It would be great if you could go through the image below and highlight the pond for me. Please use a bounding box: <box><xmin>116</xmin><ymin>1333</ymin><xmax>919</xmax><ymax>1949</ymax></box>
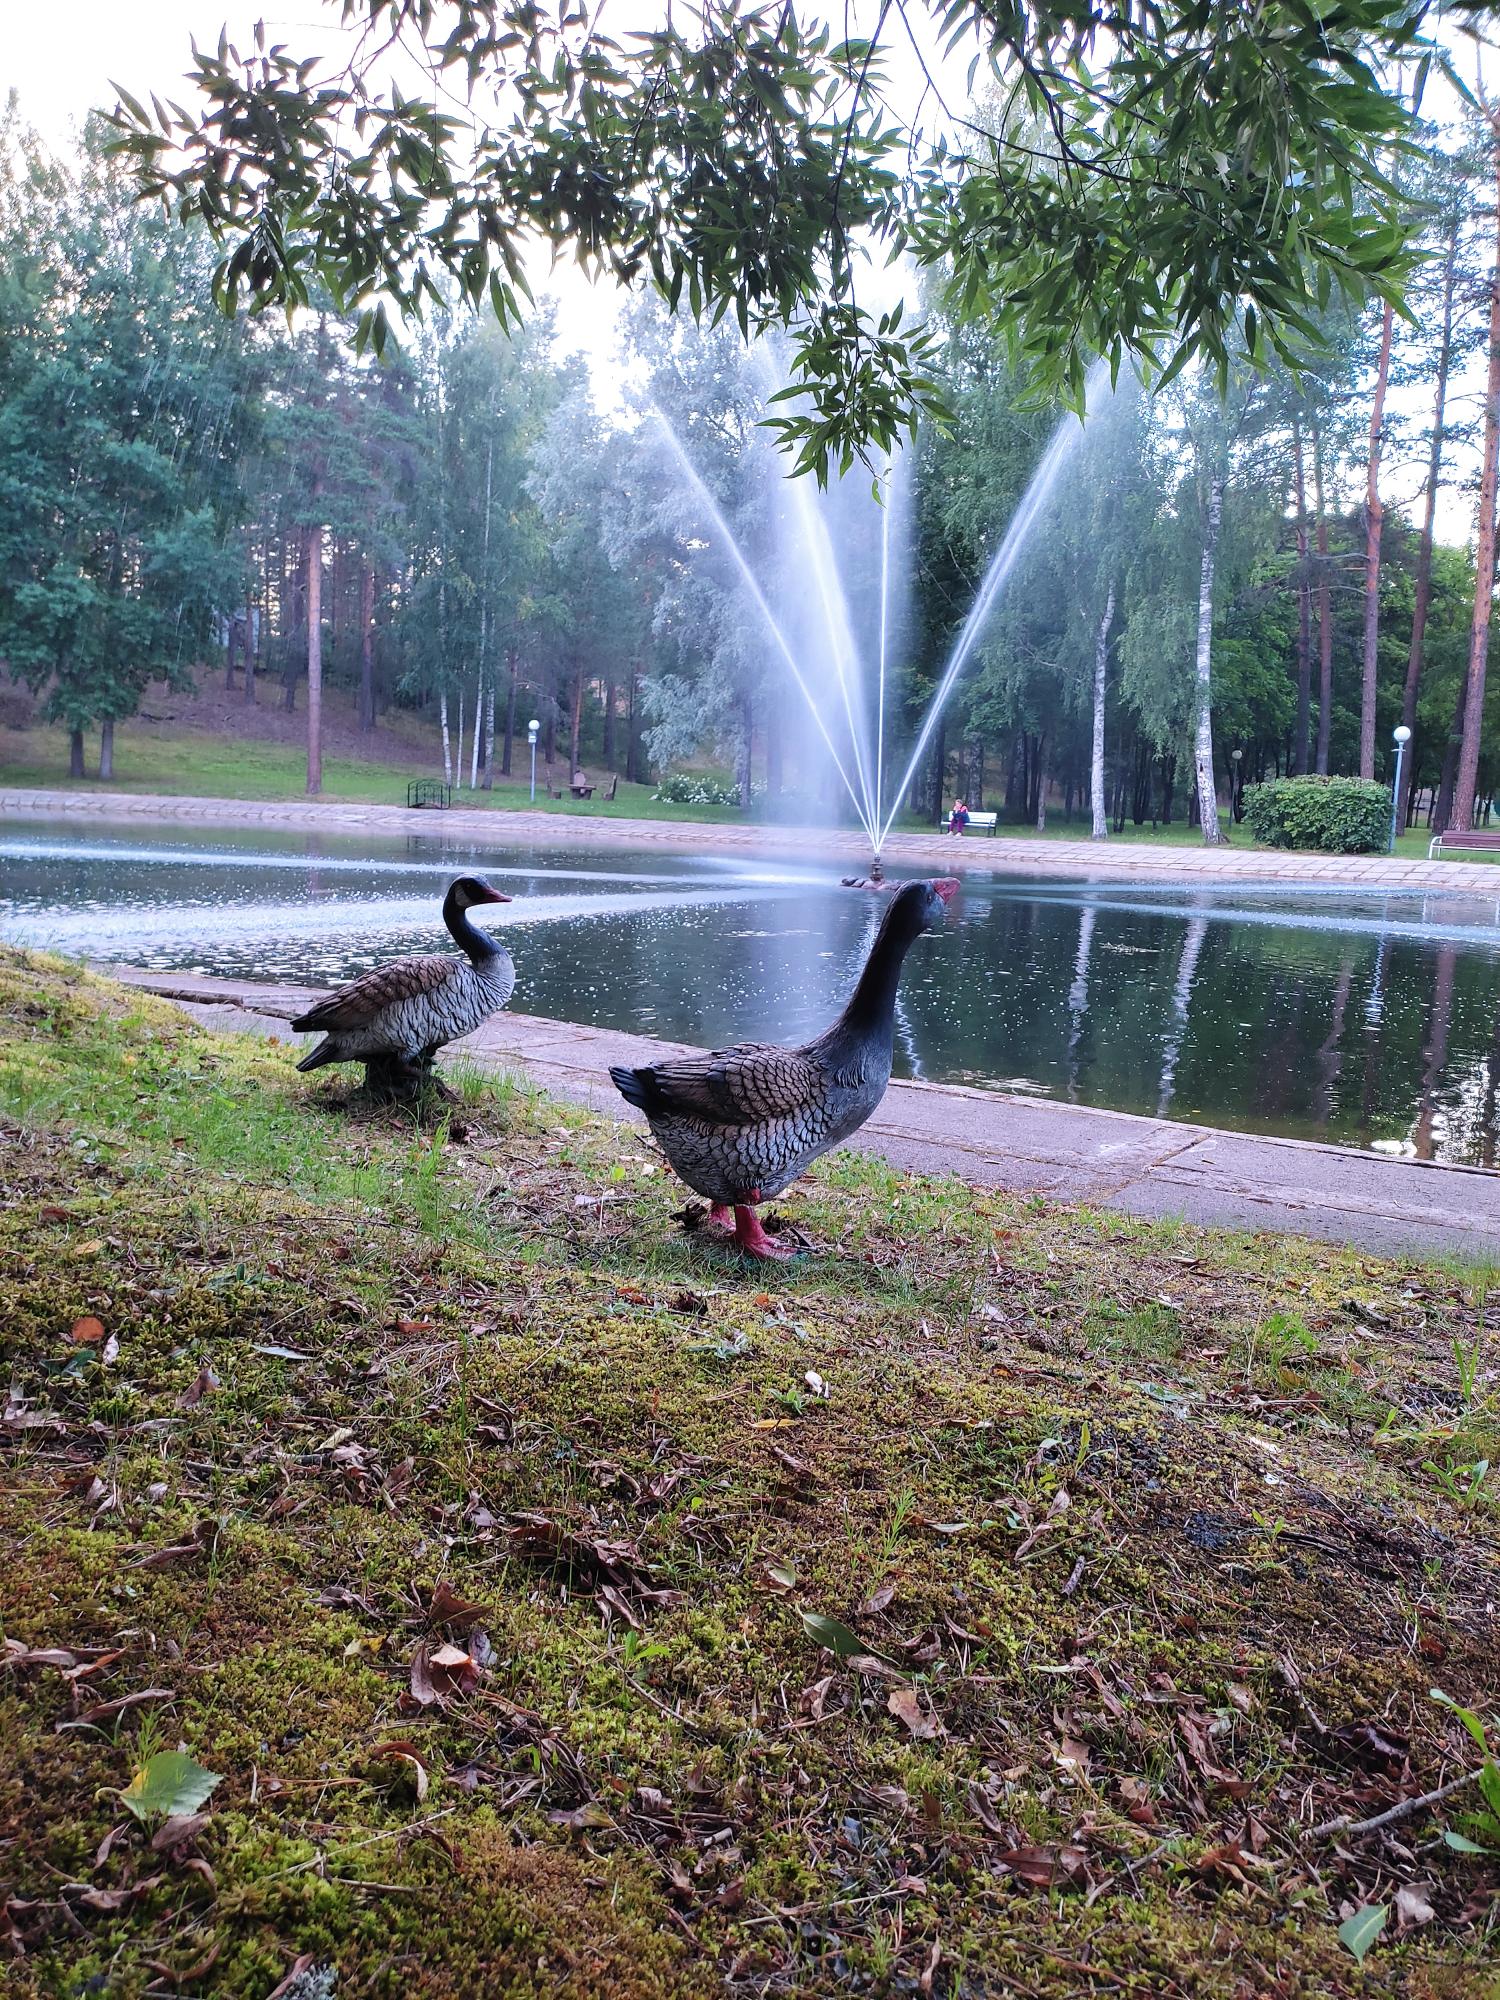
<box><xmin>3</xmin><ymin>816</ymin><xmax>1499</xmax><ymax>1166</ymax></box>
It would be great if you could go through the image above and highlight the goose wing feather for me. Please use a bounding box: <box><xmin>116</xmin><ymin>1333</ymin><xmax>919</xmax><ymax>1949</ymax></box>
<box><xmin>291</xmin><ymin>954</ymin><xmax>462</xmax><ymax>1033</ymax></box>
<box><xmin>635</xmin><ymin>1043</ymin><xmax>828</xmax><ymax>1125</ymax></box>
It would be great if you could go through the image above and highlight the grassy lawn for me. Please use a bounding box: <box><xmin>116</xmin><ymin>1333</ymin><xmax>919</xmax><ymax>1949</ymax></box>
<box><xmin>7</xmin><ymin>715</ymin><xmax>1494</xmax><ymax>862</ymax></box>
<box><xmin>1</xmin><ymin>948</ymin><xmax>1497</xmax><ymax>1997</ymax></box>
<box><xmin>0</xmin><ymin>725</ymin><xmax>749</xmax><ymax>828</ymax></box>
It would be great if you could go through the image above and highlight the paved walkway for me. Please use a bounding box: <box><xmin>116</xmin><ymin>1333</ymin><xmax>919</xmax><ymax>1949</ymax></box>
<box><xmin>108</xmin><ymin>967</ymin><xmax>1500</xmax><ymax>1265</ymax></box>
<box><xmin>8</xmin><ymin>784</ymin><xmax>1500</xmax><ymax>891</ymax></box>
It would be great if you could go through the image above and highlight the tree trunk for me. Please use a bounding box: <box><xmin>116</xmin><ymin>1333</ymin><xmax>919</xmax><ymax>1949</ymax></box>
<box><xmin>927</xmin><ymin>717</ymin><xmax>946</xmax><ymax>823</ymax></box>
<box><xmin>602</xmin><ymin>673</ymin><xmax>617</xmax><ymax>769</ymax></box>
<box><xmin>244</xmin><ymin>594</ymin><xmax>258</xmax><ymax>706</ymax></box>
<box><xmin>1433</xmin><ymin>668</ymin><xmax>1468</xmax><ymax>835</ymax></box>
<box><xmin>735</xmin><ymin>694</ymin><xmax>753</xmax><ymax>807</ymax></box>
<box><xmin>358</xmin><ymin>562</ymin><xmax>376</xmax><ymax>731</ymax></box>
<box><xmin>1292</xmin><ymin>417</ymin><xmax>1313</xmax><ymax>774</ymax></box>
<box><xmin>1312</xmin><ymin>415</ymin><xmax>1333</xmax><ymax>775</ymax></box>
<box><xmin>482</xmin><ymin>682</ymin><xmax>496</xmax><ymax>791</ymax></box>
<box><xmin>1034</xmin><ymin>735</ymin><xmax>1048</xmax><ymax>832</ymax></box>
<box><xmin>99</xmin><ymin>719</ymin><xmax>114</xmax><ymax>781</ymax></box>
<box><xmin>1194</xmin><ymin>473</ymin><xmax>1226</xmax><ymax>844</ymax></box>
<box><xmin>765</xmin><ymin>698</ymin><xmax>783</xmax><ymax>797</ymax></box>
<box><xmin>1090</xmin><ymin>580</ymin><xmax>1115</xmax><ymax>838</ymax></box>
<box><xmin>569</xmin><ymin>663</ymin><xmax>585</xmax><ymax>773</ymax></box>
<box><xmin>1358</xmin><ymin>303</ymin><xmax>1395</xmax><ymax>779</ymax></box>
<box><xmin>440</xmin><ymin>690</ymin><xmax>452</xmax><ymax>786</ymax></box>
<box><xmin>224</xmin><ymin>614</ymin><xmax>237</xmax><ymax>692</ymax></box>
<box><xmin>1398</xmin><ymin>222</ymin><xmax>1460</xmax><ymax>832</ymax></box>
<box><xmin>455</xmin><ymin>688</ymin><xmax>466</xmax><ymax>792</ymax></box>
<box><xmin>502</xmin><ymin>652</ymin><xmax>518</xmax><ymax>777</ymax></box>
<box><xmin>305</xmin><ymin>520</ymin><xmax>323</xmax><ymax>796</ymax></box>
<box><xmin>470</xmin><ymin>679</ymin><xmax>482</xmax><ymax>788</ymax></box>
<box><xmin>68</xmin><ymin>727</ymin><xmax>85</xmax><ymax>778</ymax></box>
<box><xmin>626</xmin><ymin>667</ymin><xmax>643</xmax><ymax>785</ymax></box>
<box><xmin>1454</xmin><ymin>145</ymin><xmax>1500</xmax><ymax>834</ymax></box>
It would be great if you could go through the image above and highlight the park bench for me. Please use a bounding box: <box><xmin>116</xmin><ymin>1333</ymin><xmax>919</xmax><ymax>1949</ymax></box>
<box><xmin>570</xmin><ymin>772</ymin><xmax>595</xmax><ymax>800</ymax></box>
<box><xmin>935</xmin><ymin>809</ymin><xmax>999</xmax><ymax>835</ymax></box>
<box><xmin>1428</xmin><ymin>829</ymin><xmax>1500</xmax><ymax>859</ymax></box>
<box><xmin>407</xmin><ymin>780</ymin><xmax>452</xmax><ymax>809</ymax></box>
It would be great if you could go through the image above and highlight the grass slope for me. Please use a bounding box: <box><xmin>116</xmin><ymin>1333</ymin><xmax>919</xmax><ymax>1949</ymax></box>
<box><xmin>1</xmin><ymin>950</ymin><xmax>1497</xmax><ymax>1998</ymax></box>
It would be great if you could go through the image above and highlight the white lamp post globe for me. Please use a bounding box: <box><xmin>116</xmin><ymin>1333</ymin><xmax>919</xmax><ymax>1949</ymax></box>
<box><xmin>1393</xmin><ymin>724</ymin><xmax>1412</xmax><ymax>745</ymax></box>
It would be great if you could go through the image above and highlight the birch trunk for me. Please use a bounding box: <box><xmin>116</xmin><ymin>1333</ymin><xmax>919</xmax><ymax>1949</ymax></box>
<box><xmin>1398</xmin><ymin>219</ymin><xmax>1459</xmax><ymax>831</ymax></box>
<box><xmin>1090</xmin><ymin>581</ymin><xmax>1115</xmax><ymax>839</ymax></box>
<box><xmin>99</xmin><ymin>720</ymin><xmax>114</xmax><ymax>781</ymax></box>
<box><xmin>440</xmin><ymin>691</ymin><xmax>452</xmax><ymax>786</ymax></box>
<box><xmin>1193</xmin><ymin>474</ymin><xmax>1226</xmax><ymax>844</ymax></box>
<box><xmin>482</xmin><ymin>682</ymin><xmax>496</xmax><ymax>790</ymax></box>
<box><xmin>1453</xmin><ymin>141</ymin><xmax>1500</xmax><ymax>834</ymax></box>
<box><xmin>470</xmin><ymin>679</ymin><xmax>482</xmax><ymax>789</ymax></box>
<box><xmin>358</xmin><ymin>562</ymin><xmax>375</xmax><ymax>731</ymax></box>
<box><xmin>1292</xmin><ymin>417</ymin><xmax>1313</xmax><ymax>774</ymax></box>
<box><xmin>1358</xmin><ymin>303</ymin><xmax>1395</xmax><ymax>778</ymax></box>
<box><xmin>305</xmin><ymin>520</ymin><xmax>323</xmax><ymax>797</ymax></box>
<box><xmin>454</xmin><ymin>689</ymin><xmax>466</xmax><ymax>793</ymax></box>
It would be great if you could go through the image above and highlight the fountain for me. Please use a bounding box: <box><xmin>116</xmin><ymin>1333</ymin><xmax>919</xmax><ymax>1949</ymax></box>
<box><xmin>652</xmin><ymin>357</ymin><xmax>1109</xmax><ymax>864</ymax></box>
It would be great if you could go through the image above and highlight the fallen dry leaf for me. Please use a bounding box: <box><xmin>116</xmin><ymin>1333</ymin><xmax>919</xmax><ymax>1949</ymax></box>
<box><xmin>180</xmin><ymin>1366</ymin><xmax>220</xmax><ymax>1408</ymax></box>
<box><xmin>995</xmin><ymin>1844</ymin><xmax>1089</xmax><ymax>1889</ymax></box>
<box><xmin>1396</xmin><ymin>1884</ymin><xmax>1436</xmax><ymax>1929</ymax></box>
<box><xmin>888</xmin><ymin>1687</ymin><xmax>943</xmax><ymax>1740</ymax></box>
<box><xmin>69</xmin><ymin>1315</ymin><xmax>106</xmax><ymax>1345</ymax></box>
<box><xmin>427</xmin><ymin>1580</ymin><xmax>487</xmax><ymax>1633</ymax></box>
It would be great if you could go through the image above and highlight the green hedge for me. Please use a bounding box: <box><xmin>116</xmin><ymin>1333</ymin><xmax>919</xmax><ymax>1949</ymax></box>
<box><xmin>1243</xmin><ymin>775</ymin><xmax>1390</xmax><ymax>853</ymax></box>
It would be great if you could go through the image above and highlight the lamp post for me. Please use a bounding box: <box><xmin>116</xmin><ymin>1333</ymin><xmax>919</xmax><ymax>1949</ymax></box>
<box><xmin>1230</xmin><ymin>746</ymin><xmax>1244</xmax><ymax>825</ymax></box>
<box><xmin>1389</xmin><ymin>724</ymin><xmax>1412</xmax><ymax>852</ymax></box>
<box><xmin>527</xmin><ymin>718</ymin><xmax>540</xmax><ymax>804</ymax></box>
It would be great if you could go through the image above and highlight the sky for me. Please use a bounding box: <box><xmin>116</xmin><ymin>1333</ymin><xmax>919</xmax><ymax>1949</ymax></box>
<box><xmin>4</xmin><ymin>0</ymin><xmax>1488</xmax><ymax>541</ymax></box>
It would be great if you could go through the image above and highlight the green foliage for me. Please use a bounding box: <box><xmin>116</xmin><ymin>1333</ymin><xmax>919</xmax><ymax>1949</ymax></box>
<box><xmin>1243</xmin><ymin>775</ymin><xmax>1391</xmax><ymax>853</ymax></box>
<box><xmin>107</xmin><ymin>2</ymin><xmax>1437</xmax><ymax>476</ymax></box>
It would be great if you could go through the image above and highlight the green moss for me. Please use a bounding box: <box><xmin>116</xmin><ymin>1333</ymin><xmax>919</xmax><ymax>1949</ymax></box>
<box><xmin>1</xmin><ymin>946</ymin><xmax>1497</xmax><ymax>1996</ymax></box>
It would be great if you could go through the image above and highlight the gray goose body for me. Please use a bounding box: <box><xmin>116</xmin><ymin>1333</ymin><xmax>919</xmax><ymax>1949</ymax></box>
<box><xmin>291</xmin><ymin>877</ymin><xmax>514</xmax><ymax>1074</ymax></box>
<box><xmin>610</xmin><ymin>880</ymin><xmax>957</xmax><ymax>1223</ymax></box>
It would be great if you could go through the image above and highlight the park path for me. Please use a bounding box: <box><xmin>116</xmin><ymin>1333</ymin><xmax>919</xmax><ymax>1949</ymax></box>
<box><xmin>6</xmin><ymin>783</ymin><xmax>1500</xmax><ymax>890</ymax></box>
<box><xmin>108</xmin><ymin>967</ymin><xmax>1500</xmax><ymax>1265</ymax></box>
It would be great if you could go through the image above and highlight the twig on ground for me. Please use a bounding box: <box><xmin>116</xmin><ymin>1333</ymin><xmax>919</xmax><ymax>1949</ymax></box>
<box><xmin>1309</xmin><ymin>1769</ymin><xmax>1479</xmax><ymax>1839</ymax></box>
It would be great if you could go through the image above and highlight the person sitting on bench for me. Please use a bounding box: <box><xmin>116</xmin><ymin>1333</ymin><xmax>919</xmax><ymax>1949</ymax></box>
<box><xmin>947</xmin><ymin>799</ymin><xmax>970</xmax><ymax>836</ymax></box>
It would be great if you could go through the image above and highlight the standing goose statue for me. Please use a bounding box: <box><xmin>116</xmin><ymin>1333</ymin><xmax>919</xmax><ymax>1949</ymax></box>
<box><xmin>610</xmin><ymin>878</ymin><xmax>959</xmax><ymax>1257</ymax></box>
<box><xmin>291</xmin><ymin>875</ymin><xmax>514</xmax><ymax>1097</ymax></box>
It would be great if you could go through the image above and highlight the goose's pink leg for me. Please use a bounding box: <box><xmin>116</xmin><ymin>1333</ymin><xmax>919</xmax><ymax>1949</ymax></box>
<box><xmin>733</xmin><ymin>1201</ymin><xmax>794</xmax><ymax>1261</ymax></box>
<box><xmin>707</xmin><ymin>1204</ymin><xmax>735</xmax><ymax>1233</ymax></box>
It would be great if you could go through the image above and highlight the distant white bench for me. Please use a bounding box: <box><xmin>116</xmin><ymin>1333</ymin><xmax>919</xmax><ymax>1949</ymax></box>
<box><xmin>937</xmin><ymin>810</ymin><xmax>999</xmax><ymax>836</ymax></box>
<box><xmin>1428</xmin><ymin>829</ymin><xmax>1500</xmax><ymax>859</ymax></box>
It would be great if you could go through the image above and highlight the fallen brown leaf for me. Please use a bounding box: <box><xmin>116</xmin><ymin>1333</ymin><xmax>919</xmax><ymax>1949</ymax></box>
<box><xmin>996</xmin><ymin>1844</ymin><xmax>1089</xmax><ymax>1889</ymax></box>
<box><xmin>69</xmin><ymin>1316</ymin><xmax>106</xmax><ymax>1345</ymax></box>
<box><xmin>888</xmin><ymin>1687</ymin><xmax>943</xmax><ymax>1740</ymax></box>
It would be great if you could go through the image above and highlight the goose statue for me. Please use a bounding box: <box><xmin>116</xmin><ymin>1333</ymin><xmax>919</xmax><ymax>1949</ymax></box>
<box><xmin>610</xmin><ymin>878</ymin><xmax>959</xmax><ymax>1257</ymax></box>
<box><xmin>291</xmin><ymin>875</ymin><xmax>514</xmax><ymax>1096</ymax></box>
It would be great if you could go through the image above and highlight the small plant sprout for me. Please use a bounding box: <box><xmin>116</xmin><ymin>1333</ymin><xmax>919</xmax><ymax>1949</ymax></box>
<box><xmin>1430</xmin><ymin>1690</ymin><xmax>1500</xmax><ymax>1857</ymax></box>
<box><xmin>879</xmin><ymin>1487</ymin><xmax>917</xmax><ymax>1562</ymax></box>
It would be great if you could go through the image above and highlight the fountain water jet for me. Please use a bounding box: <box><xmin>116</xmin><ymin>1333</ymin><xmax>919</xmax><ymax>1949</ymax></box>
<box><xmin>877</xmin><ymin>359</ymin><xmax>1110</xmax><ymax>851</ymax></box>
<box><xmin>650</xmin><ymin>409</ymin><xmax>876</xmax><ymax>845</ymax></box>
<box><xmin>655</xmin><ymin>356</ymin><xmax>1108</xmax><ymax>861</ymax></box>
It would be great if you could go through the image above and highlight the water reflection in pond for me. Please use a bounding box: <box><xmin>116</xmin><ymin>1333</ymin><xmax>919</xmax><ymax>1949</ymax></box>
<box><xmin>3</xmin><ymin>818</ymin><xmax>1498</xmax><ymax>1166</ymax></box>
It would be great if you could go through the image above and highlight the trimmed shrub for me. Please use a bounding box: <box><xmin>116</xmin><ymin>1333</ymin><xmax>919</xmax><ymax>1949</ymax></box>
<box><xmin>1243</xmin><ymin>774</ymin><xmax>1390</xmax><ymax>853</ymax></box>
<box><xmin>651</xmin><ymin>771</ymin><xmax>743</xmax><ymax>807</ymax></box>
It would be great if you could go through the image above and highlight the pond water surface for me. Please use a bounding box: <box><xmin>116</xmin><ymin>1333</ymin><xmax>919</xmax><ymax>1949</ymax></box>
<box><xmin>3</xmin><ymin>817</ymin><xmax>1499</xmax><ymax>1166</ymax></box>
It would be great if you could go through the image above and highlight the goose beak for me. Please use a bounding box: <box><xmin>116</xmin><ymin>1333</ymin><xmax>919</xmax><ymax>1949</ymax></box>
<box><xmin>477</xmin><ymin>887</ymin><xmax>512</xmax><ymax>905</ymax></box>
<box><xmin>932</xmin><ymin>878</ymin><xmax>960</xmax><ymax>905</ymax></box>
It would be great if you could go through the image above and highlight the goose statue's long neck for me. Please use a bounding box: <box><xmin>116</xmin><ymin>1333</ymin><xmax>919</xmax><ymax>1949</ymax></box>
<box><xmin>444</xmin><ymin>890</ymin><xmax>503</xmax><ymax>967</ymax></box>
<box><xmin>830</xmin><ymin>900</ymin><xmax>926</xmax><ymax>1048</ymax></box>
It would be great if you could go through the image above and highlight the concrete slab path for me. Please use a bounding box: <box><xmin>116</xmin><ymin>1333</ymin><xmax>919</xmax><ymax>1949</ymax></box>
<box><xmin>9</xmin><ymin>784</ymin><xmax>1500</xmax><ymax>893</ymax></box>
<box><xmin>107</xmin><ymin>967</ymin><xmax>1500</xmax><ymax>1266</ymax></box>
